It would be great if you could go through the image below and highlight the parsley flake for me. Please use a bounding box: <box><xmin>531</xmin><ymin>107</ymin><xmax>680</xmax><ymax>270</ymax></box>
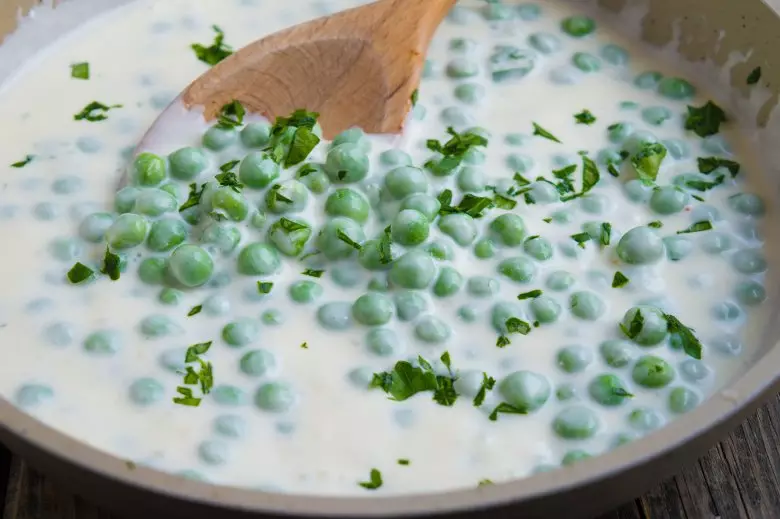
<box><xmin>697</xmin><ymin>157</ymin><xmax>740</xmax><ymax>177</ymax></box>
<box><xmin>620</xmin><ymin>310</ymin><xmax>644</xmax><ymax>340</ymax></box>
<box><xmin>496</xmin><ymin>335</ymin><xmax>511</xmax><ymax>348</ymax></box>
<box><xmin>302</xmin><ymin>269</ymin><xmax>324</xmax><ymax>278</ymax></box>
<box><xmin>532</xmin><ymin>122</ymin><xmax>561</xmax><ymax>143</ymax></box>
<box><xmin>397</xmin><ymin>459</ymin><xmax>410</xmax><ymax>466</ymax></box>
<box><xmin>600</xmin><ymin>222</ymin><xmax>612</xmax><ymax>247</ymax></box>
<box><xmin>478</xmin><ymin>479</ymin><xmax>494</xmax><ymax>486</ymax></box>
<box><xmin>570</xmin><ymin>232</ymin><xmax>592</xmax><ymax>249</ymax></box>
<box><xmin>67</xmin><ymin>262</ymin><xmax>94</xmax><ymax>284</ymax></box>
<box><xmin>187</xmin><ymin>305</ymin><xmax>203</xmax><ymax>317</ymax></box>
<box><xmin>663</xmin><ymin>313</ymin><xmax>703</xmax><ymax>359</ymax></box>
<box><xmin>473</xmin><ymin>373</ymin><xmax>496</xmax><ymax>407</ymax></box>
<box><xmin>685</xmin><ymin>101</ymin><xmax>727</xmax><ymax>138</ymax></box>
<box><xmin>631</xmin><ymin>142</ymin><xmax>667</xmax><ymax>184</ymax></box>
<box><xmin>215</xmin><ymin>167</ymin><xmax>244</xmax><ymax>192</ymax></box>
<box><xmin>411</xmin><ymin>89</ymin><xmax>419</xmax><ymax>107</ymax></box>
<box><xmin>747</xmin><ymin>66</ymin><xmax>762</xmax><ymax>85</ymax></box>
<box><xmin>370</xmin><ymin>353</ymin><xmax>458</xmax><ymax>406</ymax></box>
<box><xmin>179</xmin><ymin>183</ymin><xmax>206</xmax><ymax>212</ymax></box>
<box><xmin>257</xmin><ymin>281</ymin><xmax>274</xmax><ymax>294</ymax></box>
<box><xmin>191</xmin><ymin>25</ymin><xmax>233</xmax><ymax>66</ymax></box>
<box><xmin>300</xmin><ymin>342</ymin><xmax>309</xmax><ymax>349</ymax></box>
<box><xmin>560</xmin><ymin>155</ymin><xmax>601</xmax><ymax>201</ymax></box>
<box><xmin>359</xmin><ymin>469</ymin><xmax>383</xmax><ymax>490</ymax></box>
<box><xmin>488</xmin><ymin>402</ymin><xmax>527</xmax><ymax>421</ymax></box>
<box><xmin>74</xmin><ymin>101</ymin><xmax>121</xmax><ymax>122</ymax></box>
<box><xmin>216</xmin><ymin>100</ymin><xmax>246</xmax><ymax>130</ymax></box>
<box><xmin>612</xmin><ymin>271</ymin><xmax>629</xmax><ymax>288</ymax></box>
<box><xmin>505</xmin><ymin>317</ymin><xmax>531</xmax><ymax>335</ymax></box>
<box><xmin>100</xmin><ymin>248</ymin><xmax>121</xmax><ymax>281</ymax></box>
<box><xmin>517</xmin><ymin>289</ymin><xmax>542</xmax><ymax>300</ymax></box>
<box><xmin>647</xmin><ymin>221</ymin><xmax>663</xmax><ymax>228</ymax></box>
<box><xmin>10</xmin><ymin>155</ymin><xmax>34</xmax><ymax>168</ymax></box>
<box><xmin>607</xmin><ymin>163</ymin><xmax>620</xmax><ymax>178</ymax></box>
<box><xmin>677</xmin><ymin>221</ymin><xmax>713</xmax><ymax>234</ymax></box>
<box><xmin>574</xmin><ymin>109</ymin><xmax>596</xmax><ymax>125</ymax></box>
<box><xmin>70</xmin><ymin>62</ymin><xmax>90</xmax><ymax>80</ymax></box>
<box><xmin>378</xmin><ymin>226</ymin><xmax>394</xmax><ymax>265</ymax></box>
<box><xmin>425</xmin><ymin>127</ymin><xmax>488</xmax><ymax>175</ymax></box>
<box><xmin>337</xmin><ymin>229</ymin><xmax>363</xmax><ymax>251</ymax></box>
<box><xmin>172</xmin><ymin>386</ymin><xmax>201</xmax><ymax>407</ymax></box>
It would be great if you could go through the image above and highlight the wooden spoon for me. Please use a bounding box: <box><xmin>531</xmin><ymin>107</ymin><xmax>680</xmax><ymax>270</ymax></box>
<box><xmin>146</xmin><ymin>0</ymin><xmax>457</xmax><ymax>143</ymax></box>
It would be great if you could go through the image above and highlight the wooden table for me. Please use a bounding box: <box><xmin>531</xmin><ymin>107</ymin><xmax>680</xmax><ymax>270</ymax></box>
<box><xmin>2</xmin><ymin>393</ymin><xmax>779</xmax><ymax>519</ymax></box>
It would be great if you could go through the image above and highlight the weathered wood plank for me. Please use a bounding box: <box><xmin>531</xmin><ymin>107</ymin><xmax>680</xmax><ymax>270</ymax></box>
<box><xmin>0</xmin><ymin>442</ymin><xmax>11</xmax><ymax>511</ymax></box>
<box><xmin>672</xmin><ymin>462</ymin><xmax>717</xmax><ymax>518</ymax></box>
<box><xmin>698</xmin><ymin>444</ymin><xmax>750</xmax><ymax>519</ymax></box>
<box><xmin>637</xmin><ymin>476</ymin><xmax>687</xmax><ymax>519</ymax></box>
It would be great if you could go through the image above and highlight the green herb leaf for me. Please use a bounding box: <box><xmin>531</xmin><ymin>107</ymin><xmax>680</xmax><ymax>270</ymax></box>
<box><xmin>697</xmin><ymin>156</ymin><xmax>740</xmax><ymax>177</ymax></box>
<box><xmin>432</xmin><ymin>375</ymin><xmax>458</xmax><ymax>406</ymax></box>
<box><xmin>397</xmin><ymin>459</ymin><xmax>410</xmax><ymax>466</ymax></box>
<box><xmin>74</xmin><ymin>101</ymin><xmax>122</xmax><ymax>122</ymax></box>
<box><xmin>271</xmin><ymin>109</ymin><xmax>319</xmax><ymax>135</ymax></box>
<box><xmin>647</xmin><ymin>220</ymin><xmax>663</xmax><ymax>228</ymax></box>
<box><xmin>505</xmin><ymin>317</ymin><xmax>531</xmax><ymax>335</ymax></box>
<box><xmin>685</xmin><ymin>175</ymin><xmax>725</xmax><ymax>192</ymax></box>
<box><xmin>517</xmin><ymin>289</ymin><xmax>542</xmax><ymax>300</ymax></box>
<box><xmin>278</xmin><ymin>217</ymin><xmax>308</xmax><ymax>233</ymax></box>
<box><xmin>677</xmin><ymin>220</ymin><xmax>713</xmax><ymax>234</ymax></box>
<box><xmin>532</xmin><ymin>122</ymin><xmax>561</xmax><ymax>143</ymax></box>
<box><xmin>285</xmin><ymin>127</ymin><xmax>321</xmax><ymax>168</ymax></box>
<box><xmin>10</xmin><ymin>155</ymin><xmax>34</xmax><ymax>168</ymax></box>
<box><xmin>100</xmin><ymin>248</ymin><xmax>121</xmax><ymax>281</ymax></box>
<box><xmin>747</xmin><ymin>66</ymin><xmax>762</xmax><ymax>85</ymax></box>
<box><xmin>493</xmin><ymin>193</ymin><xmax>517</xmax><ymax>210</ymax></box>
<box><xmin>685</xmin><ymin>101</ymin><xmax>727</xmax><ymax>138</ymax></box>
<box><xmin>570</xmin><ymin>232</ymin><xmax>592</xmax><ymax>249</ymax></box>
<box><xmin>185</xmin><ymin>341</ymin><xmax>212</xmax><ymax>363</ymax></box>
<box><xmin>67</xmin><ymin>262</ymin><xmax>94</xmax><ymax>284</ymax></box>
<box><xmin>560</xmin><ymin>155</ymin><xmax>601</xmax><ymax>201</ymax></box>
<box><xmin>612</xmin><ymin>271</ymin><xmax>629</xmax><ymax>288</ymax></box>
<box><xmin>183</xmin><ymin>366</ymin><xmax>200</xmax><ymax>385</ymax></box>
<box><xmin>600</xmin><ymin>222</ymin><xmax>612</xmax><ymax>247</ymax></box>
<box><xmin>411</xmin><ymin>89</ymin><xmax>419</xmax><ymax>107</ymax></box>
<box><xmin>269</xmin><ymin>184</ymin><xmax>293</xmax><ymax>204</ymax></box>
<box><xmin>257</xmin><ymin>281</ymin><xmax>273</xmax><ymax>294</ymax></box>
<box><xmin>217</xmin><ymin>100</ymin><xmax>246</xmax><ymax>129</ymax></box>
<box><xmin>172</xmin><ymin>386</ymin><xmax>201</xmax><ymax>407</ymax></box>
<box><xmin>542</xmin><ymin>217</ymin><xmax>553</xmax><ymax>223</ymax></box>
<box><xmin>631</xmin><ymin>142</ymin><xmax>667</xmax><ymax>184</ymax></box>
<box><xmin>337</xmin><ymin>229</ymin><xmax>363</xmax><ymax>250</ymax></box>
<box><xmin>496</xmin><ymin>335</ymin><xmax>511</xmax><ymax>348</ymax></box>
<box><xmin>456</xmin><ymin>194</ymin><xmax>494</xmax><ymax>218</ymax></box>
<box><xmin>369</xmin><ymin>361</ymin><xmax>439</xmax><ymax>401</ymax></box>
<box><xmin>191</xmin><ymin>25</ymin><xmax>233</xmax><ymax>66</ymax></box>
<box><xmin>478</xmin><ymin>479</ymin><xmax>494</xmax><ymax>486</ymax></box>
<box><xmin>179</xmin><ymin>183</ymin><xmax>206</xmax><ymax>212</ymax></box>
<box><xmin>488</xmin><ymin>402</ymin><xmax>527</xmax><ymax>421</ymax></box>
<box><xmin>214</xmin><ymin>169</ymin><xmax>244</xmax><ymax>192</ymax></box>
<box><xmin>359</xmin><ymin>469</ymin><xmax>383</xmax><ymax>490</ymax></box>
<box><xmin>297</xmin><ymin>164</ymin><xmax>317</xmax><ymax>178</ymax></box>
<box><xmin>302</xmin><ymin>269</ymin><xmax>324</xmax><ymax>278</ymax></box>
<box><xmin>574</xmin><ymin>109</ymin><xmax>596</xmax><ymax>125</ymax></box>
<box><xmin>377</xmin><ymin>226</ymin><xmax>394</xmax><ymax>265</ymax></box>
<box><xmin>187</xmin><ymin>305</ymin><xmax>202</xmax><ymax>317</ymax></box>
<box><xmin>425</xmin><ymin>127</ymin><xmax>488</xmax><ymax>175</ymax></box>
<box><xmin>663</xmin><ymin>313</ymin><xmax>703</xmax><ymax>359</ymax></box>
<box><xmin>611</xmin><ymin>385</ymin><xmax>634</xmax><ymax>397</ymax></box>
<box><xmin>620</xmin><ymin>311</ymin><xmax>644</xmax><ymax>339</ymax></box>
<box><xmin>70</xmin><ymin>62</ymin><xmax>90</xmax><ymax>80</ymax></box>
<box><xmin>473</xmin><ymin>373</ymin><xmax>496</xmax><ymax>407</ymax></box>
<box><xmin>607</xmin><ymin>163</ymin><xmax>620</xmax><ymax>178</ymax></box>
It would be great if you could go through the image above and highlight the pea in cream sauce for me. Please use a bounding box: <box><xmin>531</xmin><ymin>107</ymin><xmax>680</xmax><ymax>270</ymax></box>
<box><xmin>0</xmin><ymin>0</ymin><xmax>771</xmax><ymax>495</ymax></box>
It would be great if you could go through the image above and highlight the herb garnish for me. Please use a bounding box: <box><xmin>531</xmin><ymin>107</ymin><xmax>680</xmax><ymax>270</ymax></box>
<box><xmin>697</xmin><ymin>157</ymin><xmax>740</xmax><ymax>177</ymax></box>
<box><xmin>517</xmin><ymin>289</ymin><xmax>542</xmax><ymax>300</ymax></box>
<box><xmin>437</xmin><ymin>190</ymin><xmax>496</xmax><ymax>218</ymax></box>
<box><xmin>191</xmin><ymin>25</ymin><xmax>233</xmax><ymax>66</ymax></box>
<box><xmin>359</xmin><ymin>469</ymin><xmax>383</xmax><ymax>490</ymax></box>
<box><xmin>570</xmin><ymin>232</ymin><xmax>591</xmax><ymax>249</ymax></box>
<box><xmin>473</xmin><ymin>373</ymin><xmax>496</xmax><ymax>407</ymax></box>
<box><xmin>217</xmin><ymin>100</ymin><xmax>246</xmax><ymax>129</ymax></box>
<box><xmin>488</xmin><ymin>402</ymin><xmax>527</xmax><ymax>421</ymax></box>
<box><xmin>685</xmin><ymin>101</ymin><xmax>727</xmax><ymax>137</ymax></box>
<box><xmin>188</xmin><ymin>305</ymin><xmax>203</xmax><ymax>317</ymax></box>
<box><xmin>574</xmin><ymin>109</ymin><xmax>596</xmax><ymax>125</ymax></box>
<box><xmin>663</xmin><ymin>313</ymin><xmax>703</xmax><ymax>359</ymax></box>
<box><xmin>496</xmin><ymin>335</ymin><xmax>511</xmax><ymax>348</ymax></box>
<box><xmin>532</xmin><ymin>122</ymin><xmax>561</xmax><ymax>143</ymax></box>
<box><xmin>100</xmin><ymin>248</ymin><xmax>121</xmax><ymax>281</ymax></box>
<box><xmin>560</xmin><ymin>155</ymin><xmax>600</xmax><ymax>201</ymax></box>
<box><xmin>505</xmin><ymin>317</ymin><xmax>531</xmax><ymax>335</ymax></box>
<box><xmin>425</xmin><ymin>127</ymin><xmax>488</xmax><ymax>175</ymax></box>
<box><xmin>257</xmin><ymin>281</ymin><xmax>274</xmax><ymax>294</ymax></box>
<box><xmin>215</xmin><ymin>161</ymin><xmax>244</xmax><ymax>191</ymax></box>
<box><xmin>685</xmin><ymin>175</ymin><xmax>725</xmax><ymax>192</ymax></box>
<box><xmin>397</xmin><ymin>459</ymin><xmax>410</xmax><ymax>466</ymax></box>
<box><xmin>172</xmin><ymin>387</ymin><xmax>201</xmax><ymax>407</ymax></box>
<box><xmin>378</xmin><ymin>226</ymin><xmax>394</xmax><ymax>265</ymax></box>
<box><xmin>10</xmin><ymin>155</ymin><xmax>34</xmax><ymax>168</ymax></box>
<box><xmin>612</xmin><ymin>271</ymin><xmax>629</xmax><ymax>288</ymax></box>
<box><xmin>74</xmin><ymin>101</ymin><xmax>122</xmax><ymax>122</ymax></box>
<box><xmin>607</xmin><ymin>163</ymin><xmax>620</xmax><ymax>178</ymax></box>
<box><xmin>747</xmin><ymin>66</ymin><xmax>762</xmax><ymax>85</ymax></box>
<box><xmin>268</xmin><ymin>184</ymin><xmax>293</xmax><ymax>204</ymax></box>
<box><xmin>631</xmin><ymin>142</ymin><xmax>667</xmax><ymax>184</ymax></box>
<box><xmin>302</xmin><ymin>269</ymin><xmax>325</xmax><ymax>278</ymax></box>
<box><xmin>71</xmin><ymin>62</ymin><xmax>90</xmax><ymax>80</ymax></box>
<box><xmin>173</xmin><ymin>341</ymin><xmax>215</xmax><ymax>406</ymax></box>
<box><xmin>411</xmin><ymin>89</ymin><xmax>419</xmax><ymax>107</ymax></box>
<box><xmin>67</xmin><ymin>262</ymin><xmax>94</xmax><ymax>284</ymax></box>
<box><xmin>620</xmin><ymin>310</ymin><xmax>644</xmax><ymax>339</ymax></box>
<box><xmin>600</xmin><ymin>222</ymin><xmax>612</xmax><ymax>247</ymax></box>
<box><xmin>648</xmin><ymin>221</ymin><xmax>663</xmax><ymax>228</ymax></box>
<box><xmin>677</xmin><ymin>221</ymin><xmax>713</xmax><ymax>234</ymax></box>
<box><xmin>478</xmin><ymin>479</ymin><xmax>494</xmax><ymax>486</ymax></box>
<box><xmin>370</xmin><ymin>352</ymin><xmax>458</xmax><ymax>406</ymax></box>
<box><xmin>266</xmin><ymin>109</ymin><xmax>321</xmax><ymax>167</ymax></box>
<box><xmin>179</xmin><ymin>183</ymin><xmax>206</xmax><ymax>212</ymax></box>
<box><xmin>300</xmin><ymin>342</ymin><xmax>308</xmax><ymax>349</ymax></box>
<box><xmin>337</xmin><ymin>229</ymin><xmax>363</xmax><ymax>251</ymax></box>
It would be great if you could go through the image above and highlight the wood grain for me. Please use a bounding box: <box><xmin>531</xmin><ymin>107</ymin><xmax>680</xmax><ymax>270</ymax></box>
<box><xmin>2</xmin><ymin>393</ymin><xmax>780</xmax><ymax>519</ymax></box>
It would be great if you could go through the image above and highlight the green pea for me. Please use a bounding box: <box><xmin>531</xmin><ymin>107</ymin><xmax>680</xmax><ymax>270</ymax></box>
<box><xmin>133</xmin><ymin>189</ymin><xmax>176</xmax><ymax>217</ymax></box>
<box><xmin>433</xmin><ymin>266</ymin><xmax>464</xmax><ymax>298</ymax></box>
<box><xmin>213</xmin><ymin>415</ymin><xmax>246</xmax><ymax>439</ymax></box>
<box><xmin>561</xmin><ymin>16</ymin><xmax>595</xmax><ymax>37</ymax></box>
<box><xmin>661</xmin><ymin>138</ymin><xmax>689</xmax><ymax>159</ymax></box>
<box><xmin>394</xmin><ymin>291</ymin><xmax>428</xmax><ymax>322</ymax></box>
<box><xmin>200</xmin><ymin>223</ymin><xmax>240</xmax><ymax>255</ymax></box>
<box><xmin>207</xmin><ymin>187</ymin><xmax>248</xmax><ymax>221</ymax></box>
<box><xmin>13</xmin><ymin>384</ymin><xmax>53</xmax><ymax>408</ymax></box>
<box><xmin>352</xmin><ymin>293</ymin><xmax>394</xmax><ymax>326</ymax></box>
<box><xmin>158</xmin><ymin>287</ymin><xmax>182</xmax><ymax>306</ymax></box>
<box><xmin>238</xmin><ymin>152</ymin><xmax>279</xmax><ymax>189</ymax></box>
<box><xmin>669</xmin><ymin>386</ymin><xmax>699</xmax><ymax>413</ymax></box>
<box><xmin>106</xmin><ymin>213</ymin><xmax>149</xmax><ymax>250</ymax></box>
<box><xmin>365</xmin><ymin>328</ymin><xmax>401</xmax><ymax>357</ymax></box>
<box><xmin>711</xmin><ymin>301</ymin><xmax>741</xmax><ymax>322</ymax></box>
<box><xmin>572</xmin><ymin>52</ymin><xmax>601</xmax><ymax>72</ymax></box>
<box><xmin>317</xmin><ymin>302</ymin><xmax>353</xmax><ymax>330</ymax></box>
<box><xmin>237</xmin><ymin>122</ymin><xmax>271</xmax><ymax>148</ymax></box>
<box><xmin>634</xmin><ymin>71</ymin><xmax>662</xmax><ymax>89</ymax></box>
<box><xmin>562</xmin><ymin>450</ymin><xmax>592</xmax><ymax>466</ymax></box>
<box><xmin>555</xmin><ymin>383</ymin><xmax>576</xmax><ymax>401</ymax></box>
<box><xmin>324</xmin><ymin>143</ymin><xmax>369</xmax><ymax>183</ymax></box>
<box><xmin>600</xmin><ymin>340</ymin><xmax>635</xmax><ymax>368</ymax></box>
<box><xmin>446</xmin><ymin>58</ymin><xmax>479</xmax><ymax>78</ymax></box>
<box><xmin>296</xmin><ymin>163</ymin><xmax>330</xmax><ymax>194</ymax></box>
<box><xmin>138</xmin><ymin>257</ymin><xmax>167</xmax><ymax>285</ymax></box>
<box><xmin>167</xmin><ymin>244</ymin><xmax>213</xmax><ymax>287</ymax></box>
<box><xmin>568</xmin><ymin>291</ymin><xmax>605</xmax><ymax>320</ymax></box>
<box><xmin>325</xmin><ymin>188</ymin><xmax>369</xmax><ymax>223</ymax></box>
<box><xmin>254</xmin><ymin>382</ymin><xmax>296</xmax><ymax>413</ymax></box>
<box><xmin>454</xmin><ymin>83</ymin><xmax>485</xmax><ymax>105</ymax></box>
<box><xmin>491</xmin><ymin>302</ymin><xmax>524</xmax><ymax>333</ymax></box>
<box><xmin>489</xmin><ymin>213</ymin><xmax>526</xmax><ymax>247</ymax></box>
<box><xmin>680</xmin><ymin>359</ymin><xmax>712</xmax><ymax>383</ymax></box>
<box><xmin>628</xmin><ymin>407</ymin><xmax>665</xmax><ymax>432</ymax></box>
<box><xmin>623</xmin><ymin>179</ymin><xmax>653</xmax><ymax>203</ymax></box>
<box><xmin>131</xmin><ymin>152</ymin><xmax>166</xmax><ymax>186</ymax></box>
<box><xmin>389</xmin><ymin>209</ymin><xmax>428</xmax><ymax>247</ymax></box>
<box><xmin>600</xmin><ymin>44</ymin><xmax>629</xmax><ymax>65</ymax></box>
<box><xmin>384</xmin><ymin>166</ymin><xmax>428</xmax><ymax>199</ymax></box>
<box><xmin>316</xmin><ymin>217</ymin><xmax>365</xmax><ymax>260</ymax></box>
<box><xmin>632</xmin><ymin>355</ymin><xmax>675</xmax><ymax>388</ymax></box>
<box><xmin>731</xmin><ymin>248</ymin><xmax>767</xmax><ymax>274</ymax></box>
<box><xmin>528</xmin><ymin>32</ymin><xmax>561</xmax><ymax>54</ymax></box>
<box><xmin>523</xmin><ymin>236</ymin><xmax>553</xmax><ymax>261</ymax></box>
<box><xmin>528</xmin><ymin>181</ymin><xmax>560</xmax><ymax>204</ymax></box>
<box><xmin>332</xmin><ymin>128</ymin><xmax>370</xmax><ymax>152</ymax></box>
<box><xmin>456</xmin><ymin>305</ymin><xmax>477</xmax><ymax>322</ymax></box>
<box><xmin>657</xmin><ymin>77</ymin><xmax>695</xmax><ymax>99</ymax></box>
<box><xmin>589</xmin><ymin>374</ymin><xmax>632</xmax><ymax>406</ymax></box>
<box><xmin>437</xmin><ymin>213</ymin><xmax>476</xmax><ymax>246</ymax></box>
<box><xmin>288</xmin><ymin>281</ymin><xmax>323</xmax><ymax>304</ymax></box>
<box><xmin>414</xmin><ymin>315</ymin><xmax>451</xmax><ymax>344</ymax></box>
<box><xmin>168</xmin><ymin>147</ymin><xmax>207</xmax><ymax>180</ymax></box>
<box><xmin>530</xmin><ymin>296</ymin><xmax>562</xmax><ymax>323</ymax></box>
<box><xmin>650</xmin><ymin>186</ymin><xmax>689</xmax><ymax>214</ymax></box>
<box><xmin>622</xmin><ymin>130</ymin><xmax>658</xmax><ymax>155</ymax></box>
<box><xmin>390</xmin><ymin>251</ymin><xmax>436</xmax><ymax>289</ymax></box>
<box><xmin>663</xmin><ymin>236</ymin><xmax>693</xmax><ymax>261</ymax></box>
<box><xmin>357</xmin><ymin>239</ymin><xmax>398</xmax><ymax>271</ymax></box>
<box><xmin>620</xmin><ymin>306</ymin><xmax>668</xmax><ymax>346</ymax></box>
<box><xmin>83</xmin><ymin>329</ymin><xmax>121</xmax><ymax>355</ymax></box>
<box><xmin>497</xmin><ymin>257</ymin><xmax>537</xmax><ymax>284</ymax></box>
<box><xmin>400</xmin><ymin>194</ymin><xmax>440</xmax><ymax>221</ymax></box>
<box><xmin>265</xmin><ymin>180</ymin><xmax>309</xmax><ymax>215</ymax></box>
<box><xmin>145</xmin><ymin>219</ymin><xmax>186</xmax><ymax>252</ymax></box>
<box><xmin>128</xmin><ymin>378</ymin><xmax>164</xmax><ymax>406</ymax></box>
<box><xmin>139</xmin><ymin>315</ymin><xmax>180</xmax><ymax>337</ymax></box>
<box><xmin>641</xmin><ymin>106</ymin><xmax>672</xmax><ymax>126</ymax></box>
<box><xmin>699</xmin><ymin>232</ymin><xmax>732</xmax><ymax>255</ymax></box>
<box><xmin>456</xmin><ymin>167</ymin><xmax>485</xmax><ymax>193</ymax></box>
<box><xmin>267</xmin><ymin>217</ymin><xmax>311</xmax><ymax>257</ymax></box>
<box><xmin>553</xmin><ymin>406</ymin><xmax>599</xmax><ymax>439</ymax></box>
<box><xmin>114</xmin><ymin>186</ymin><xmax>140</xmax><ymax>214</ymax></box>
<box><xmin>220</xmin><ymin>319</ymin><xmax>259</xmax><ymax>348</ymax></box>
<box><xmin>239</xmin><ymin>349</ymin><xmax>276</xmax><ymax>377</ymax></box>
<box><xmin>77</xmin><ymin>212</ymin><xmax>113</xmax><ymax>243</ymax></box>
<box><xmin>473</xmin><ymin>238</ymin><xmax>497</xmax><ymax>259</ymax></box>
<box><xmin>467</xmin><ymin>276</ymin><xmax>499</xmax><ymax>298</ymax></box>
<box><xmin>499</xmin><ymin>371</ymin><xmax>551</xmax><ymax>413</ymax></box>
<box><xmin>379</xmin><ymin>149</ymin><xmax>412</xmax><ymax>168</ymax></box>
<box><xmin>545</xmin><ymin>270</ymin><xmax>574</xmax><ymax>292</ymax></box>
<box><xmin>617</xmin><ymin>226</ymin><xmax>664</xmax><ymax>265</ymax></box>
<box><xmin>557</xmin><ymin>345</ymin><xmax>593</xmax><ymax>373</ymax></box>
<box><xmin>735</xmin><ymin>280</ymin><xmax>766</xmax><ymax>306</ymax></box>
<box><xmin>237</xmin><ymin>243</ymin><xmax>280</xmax><ymax>276</ymax></box>
<box><xmin>202</xmin><ymin>125</ymin><xmax>236</xmax><ymax>150</ymax></box>
<box><xmin>597</xmin><ymin>148</ymin><xmax>624</xmax><ymax>165</ymax></box>
<box><xmin>728</xmin><ymin>193</ymin><xmax>765</xmax><ymax>216</ymax></box>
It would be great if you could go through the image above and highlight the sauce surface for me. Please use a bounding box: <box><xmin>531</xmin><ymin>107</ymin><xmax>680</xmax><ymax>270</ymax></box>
<box><xmin>0</xmin><ymin>0</ymin><xmax>771</xmax><ymax>495</ymax></box>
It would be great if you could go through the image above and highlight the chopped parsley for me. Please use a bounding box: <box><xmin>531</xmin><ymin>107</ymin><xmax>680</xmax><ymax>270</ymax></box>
<box><xmin>560</xmin><ymin>155</ymin><xmax>600</xmax><ymax>201</ymax></box>
<box><xmin>684</xmin><ymin>175</ymin><xmax>725</xmax><ymax>192</ymax></box>
<box><xmin>191</xmin><ymin>25</ymin><xmax>233</xmax><ymax>66</ymax></box>
<box><xmin>473</xmin><ymin>373</ymin><xmax>496</xmax><ymax>407</ymax></box>
<box><xmin>302</xmin><ymin>269</ymin><xmax>324</xmax><ymax>278</ymax></box>
<box><xmin>215</xmin><ymin>162</ymin><xmax>243</xmax><ymax>191</ymax></box>
<box><xmin>620</xmin><ymin>310</ymin><xmax>644</xmax><ymax>340</ymax></box>
<box><xmin>648</xmin><ymin>221</ymin><xmax>663</xmax><ymax>228</ymax></box>
<box><xmin>697</xmin><ymin>156</ymin><xmax>740</xmax><ymax>177</ymax></box>
<box><xmin>488</xmin><ymin>402</ymin><xmax>527</xmax><ymax>421</ymax></box>
<box><xmin>517</xmin><ymin>289</ymin><xmax>542</xmax><ymax>300</ymax></box>
<box><xmin>438</xmin><ymin>190</ymin><xmax>496</xmax><ymax>218</ymax></box>
<box><xmin>542</xmin><ymin>217</ymin><xmax>553</xmax><ymax>223</ymax></box>
<box><xmin>337</xmin><ymin>229</ymin><xmax>363</xmax><ymax>251</ymax></box>
<box><xmin>478</xmin><ymin>479</ymin><xmax>494</xmax><ymax>486</ymax></box>
<box><xmin>612</xmin><ymin>271</ymin><xmax>629</xmax><ymax>288</ymax></box>
<box><xmin>600</xmin><ymin>222</ymin><xmax>612</xmax><ymax>247</ymax></box>
<box><xmin>425</xmin><ymin>127</ymin><xmax>488</xmax><ymax>175</ymax></box>
<box><xmin>685</xmin><ymin>101</ymin><xmax>727</xmax><ymax>138</ymax></box>
<box><xmin>179</xmin><ymin>183</ymin><xmax>206</xmax><ymax>212</ymax></box>
<box><xmin>10</xmin><ymin>155</ymin><xmax>34</xmax><ymax>168</ymax></box>
<box><xmin>70</xmin><ymin>62</ymin><xmax>90</xmax><ymax>80</ymax></box>
<box><xmin>277</xmin><ymin>217</ymin><xmax>308</xmax><ymax>233</ymax></box>
<box><xmin>257</xmin><ymin>281</ymin><xmax>274</xmax><ymax>294</ymax></box>
<box><xmin>677</xmin><ymin>220</ymin><xmax>713</xmax><ymax>234</ymax></box>
<box><xmin>67</xmin><ymin>262</ymin><xmax>94</xmax><ymax>284</ymax></box>
<box><xmin>266</xmin><ymin>109</ymin><xmax>321</xmax><ymax>167</ymax></box>
<box><xmin>285</xmin><ymin>127</ymin><xmax>320</xmax><ymax>168</ymax></box>
<box><xmin>411</xmin><ymin>89</ymin><xmax>419</xmax><ymax>107</ymax></box>
<box><xmin>216</xmin><ymin>100</ymin><xmax>246</xmax><ymax>129</ymax></box>
<box><xmin>358</xmin><ymin>469</ymin><xmax>383</xmax><ymax>490</ymax></box>
<box><xmin>663</xmin><ymin>313</ymin><xmax>703</xmax><ymax>359</ymax></box>
<box><xmin>574</xmin><ymin>109</ymin><xmax>596</xmax><ymax>125</ymax></box>
<box><xmin>172</xmin><ymin>387</ymin><xmax>201</xmax><ymax>407</ymax></box>
<box><xmin>505</xmin><ymin>317</ymin><xmax>531</xmax><ymax>335</ymax></box>
<box><xmin>268</xmin><ymin>184</ymin><xmax>293</xmax><ymax>204</ymax></box>
<box><xmin>531</xmin><ymin>122</ymin><xmax>561</xmax><ymax>143</ymax></box>
<box><xmin>747</xmin><ymin>66</ymin><xmax>762</xmax><ymax>85</ymax></box>
<box><xmin>187</xmin><ymin>305</ymin><xmax>203</xmax><ymax>317</ymax></box>
<box><xmin>493</xmin><ymin>193</ymin><xmax>517</xmax><ymax>210</ymax></box>
<box><xmin>370</xmin><ymin>352</ymin><xmax>458</xmax><ymax>406</ymax></box>
<box><xmin>378</xmin><ymin>226</ymin><xmax>394</xmax><ymax>265</ymax></box>
<box><xmin>631</xmin><ymin>142</ymin><xmax>667</xmax><ymax>184</ymax></box>
<box><xmin>496</xmin><ymin>335</ymin><xmax>511</xmax><ymax>348</ymax></box>
<box><xmin>300</xmin><ymin>342</ymin><xmax>308</xmax><ymax>349</ymax></box>
<box><xmin>397</xmin><ymin>459</ymin><xmax>410</xmax><ymax>466</ymax></box>
<box><xmin>570</xmin><ymin>232</ymin><xmax>592</xmax><ymax>249</ymax></box>
<box><xmin>607</xmin><ymin>163</ymin><xmax>620</xmax><ymax>178</ymax></box>
<box><xmin>74</xmin><ymin>101</ymin><xmax>122</xmax><ymax>122</ymax></box>
<box><xmin>174</xmin><ymin>341</ymin><xmax>214</xmax><ymax>406</ymax></box>
<box><xmin>100</xmin><ymin>248</ymin><xmax>121</xmax><ymax>281</ymax></box>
